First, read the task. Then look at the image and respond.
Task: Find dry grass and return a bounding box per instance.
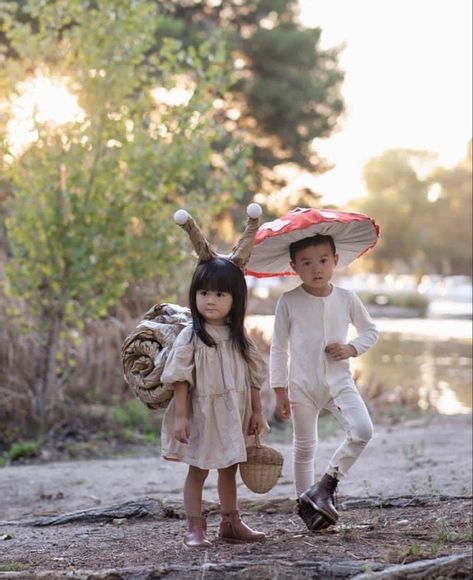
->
[0,288,438,451]
[0,291,144,447]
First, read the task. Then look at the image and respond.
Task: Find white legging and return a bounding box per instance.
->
[291,387,374,495]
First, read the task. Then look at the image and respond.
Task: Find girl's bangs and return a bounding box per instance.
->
[195,266,233,293]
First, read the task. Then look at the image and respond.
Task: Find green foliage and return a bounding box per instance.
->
[121,427,137,444]
[430,521,463,555]
[155,0,345,197]
[424,147,473,275]
[1,0,247,321]
[0,563,29,573]
[7,440,38,461]
[0,0,249,424]
[142,431,160,445]
[357,149,433,273]
[404,543,421,558]
[110,399,160,435]
[356,146,472,275]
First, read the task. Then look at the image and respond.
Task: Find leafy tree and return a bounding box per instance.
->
[355,146,472,276]
[425,143,472,275]
[159,0,345,198]
[0,0,248,428]
[355,149,434,274]
[2,0,345,240]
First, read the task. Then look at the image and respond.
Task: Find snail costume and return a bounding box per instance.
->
[160,203,268,471]
[160,203,270,546]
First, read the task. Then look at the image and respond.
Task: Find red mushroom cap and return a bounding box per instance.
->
[245,208,380,278]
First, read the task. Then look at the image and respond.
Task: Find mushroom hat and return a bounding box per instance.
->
[245,207,380,277]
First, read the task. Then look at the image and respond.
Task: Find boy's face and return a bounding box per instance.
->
[290,242,338,295]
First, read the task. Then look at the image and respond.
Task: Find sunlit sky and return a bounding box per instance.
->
[298,0,472,207]
[5,1,471,208]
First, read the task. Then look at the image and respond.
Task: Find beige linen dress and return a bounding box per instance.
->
[160,323,267,470]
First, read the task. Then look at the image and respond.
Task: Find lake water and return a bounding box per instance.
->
[247,315,472,415]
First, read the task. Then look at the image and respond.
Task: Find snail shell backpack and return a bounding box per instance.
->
[121,303,191,409]
[121,202,264,409]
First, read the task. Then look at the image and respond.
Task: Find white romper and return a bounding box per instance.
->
[270,285,378,400]
[270,284,379,492]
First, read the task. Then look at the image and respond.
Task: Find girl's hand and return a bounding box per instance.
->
[174,417,190,444]
[274,388,291,421]
[248,411,264,435]
[325,343,357,361]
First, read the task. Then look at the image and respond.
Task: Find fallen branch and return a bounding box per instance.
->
[340,494,472,510]
[0,558,384,579]
[352,552,472,579]
[2,554,469,580]
[0,494,470,527]
[0,498,183,527]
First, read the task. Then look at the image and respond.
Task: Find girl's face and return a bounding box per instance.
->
[196,289,233,325]
[290,242,338,296]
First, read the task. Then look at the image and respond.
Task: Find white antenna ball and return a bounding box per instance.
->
[174,209,190,225]
[247,203,262,219]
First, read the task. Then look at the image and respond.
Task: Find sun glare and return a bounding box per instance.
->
[6,74,84,157]
[151,86,194,107]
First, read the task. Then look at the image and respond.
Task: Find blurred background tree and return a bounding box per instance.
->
[355,149,433,274]
[0,0,346,248]
[156,0,345,197]
[354,144,472,276]
[424,142,472,276]
[0,0,248,429]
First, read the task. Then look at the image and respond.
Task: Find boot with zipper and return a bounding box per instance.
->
[219,510,265,543]
[297,473,339,530]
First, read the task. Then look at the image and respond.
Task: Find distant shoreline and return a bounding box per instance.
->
[247,314,472,342]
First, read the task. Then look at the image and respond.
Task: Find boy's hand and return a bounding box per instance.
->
[325,343,357,361]
[274,388,291,421]
[248,411,265,435]
[174,416,190,444]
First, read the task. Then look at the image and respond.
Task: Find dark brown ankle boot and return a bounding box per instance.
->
[183,516,212,548]
[297,474,339,530]
[219,510,266,543]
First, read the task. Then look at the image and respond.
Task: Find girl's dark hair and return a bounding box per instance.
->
[189,257,250,361]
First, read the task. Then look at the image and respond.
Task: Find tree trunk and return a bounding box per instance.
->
[34,312,63,428]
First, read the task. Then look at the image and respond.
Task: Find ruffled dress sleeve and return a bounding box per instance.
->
[246,338,268,389]
[161,325,196,389]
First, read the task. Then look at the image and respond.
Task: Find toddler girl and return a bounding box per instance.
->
[161,205,267,547]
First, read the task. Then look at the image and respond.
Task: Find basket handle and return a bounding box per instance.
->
[254,431,262,448]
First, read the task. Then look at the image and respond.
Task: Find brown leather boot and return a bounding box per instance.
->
[219,510,266,543]
[297,499,332,531]
[183,516,212,548]
[297,473,339,530]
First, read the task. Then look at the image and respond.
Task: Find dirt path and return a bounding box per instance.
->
[0,414,471,578]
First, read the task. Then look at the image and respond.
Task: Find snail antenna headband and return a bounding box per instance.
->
[174,203,262,269]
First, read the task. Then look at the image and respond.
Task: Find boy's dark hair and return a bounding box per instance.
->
[189,257,250,361]
[289,234,337,262]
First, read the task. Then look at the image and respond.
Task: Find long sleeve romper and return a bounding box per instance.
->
[270,284,379,492]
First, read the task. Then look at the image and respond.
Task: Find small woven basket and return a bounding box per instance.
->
[239,434,284,494]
